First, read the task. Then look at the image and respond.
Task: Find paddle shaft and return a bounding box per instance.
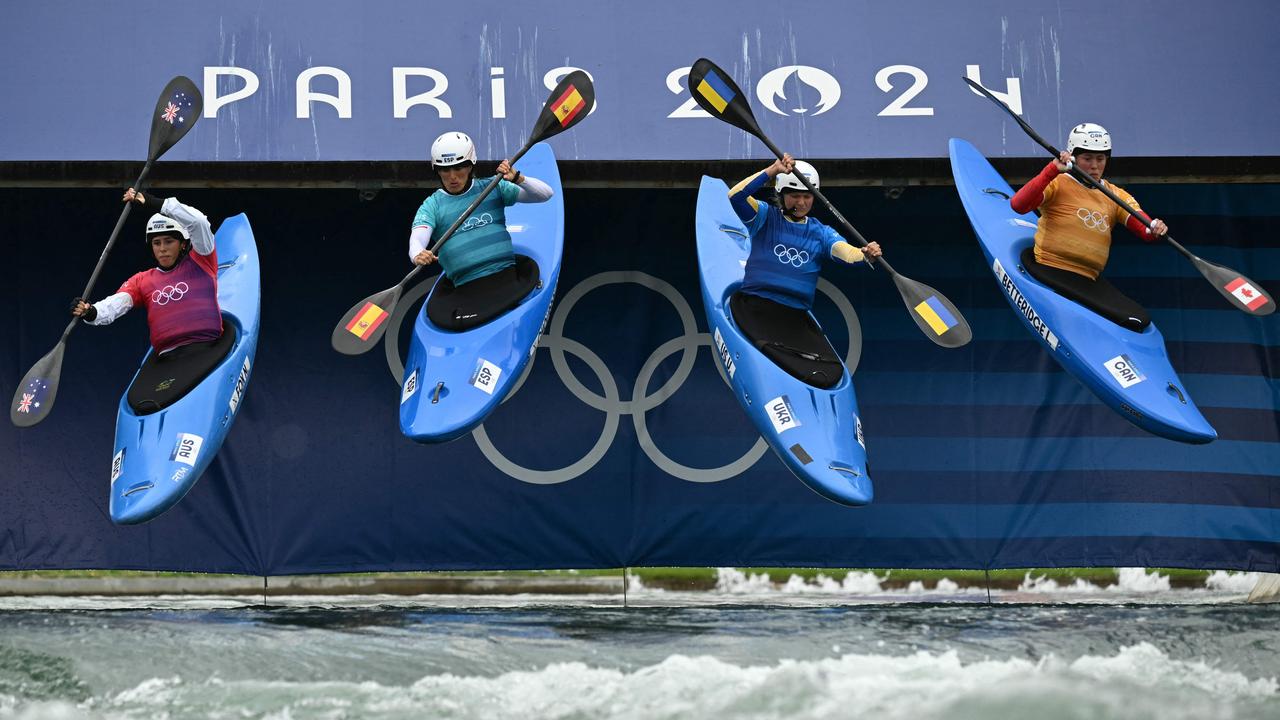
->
[63,159,154,341]
[753,134,897,274]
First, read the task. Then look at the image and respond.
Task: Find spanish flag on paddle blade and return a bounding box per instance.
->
[552,85,587,127]
[696,70,736,113]
[346,301,389,340]
[914,295,958,336]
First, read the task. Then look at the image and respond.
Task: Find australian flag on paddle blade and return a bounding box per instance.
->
[161,90,194,126]
[15,377,50,415]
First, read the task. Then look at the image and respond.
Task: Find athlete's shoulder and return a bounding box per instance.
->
[190,248,219,276]
[117,268,154,298]
[413,193,441,226]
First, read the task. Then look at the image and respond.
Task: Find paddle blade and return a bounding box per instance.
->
[332,286,401,355]
[148,76,202,161]
[10,342,65,427]
[688,58,765,140]
[891,274,973,348]
[1189,254,1275,316]
[531,71,596,144]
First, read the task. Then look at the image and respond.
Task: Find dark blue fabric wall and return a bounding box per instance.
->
[2,181,1277,574]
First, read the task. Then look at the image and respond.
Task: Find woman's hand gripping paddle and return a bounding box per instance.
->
[687,58,973,348]
[331,71,596,355]
[10,77,203,428]
[964,76,1274,317]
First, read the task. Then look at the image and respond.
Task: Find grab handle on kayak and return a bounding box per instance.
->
[985,188,1041,217]
[121,482,154,497]
[432,382,445,405]
[1167,383,1186,404]
[829,464,862,478]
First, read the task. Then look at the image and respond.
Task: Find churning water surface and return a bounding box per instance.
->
[1,570,1278,720]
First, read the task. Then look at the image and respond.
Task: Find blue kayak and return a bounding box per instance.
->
[400,142,563,442]
[110,213,261,524]
[695,176,873,506]
[948,138,1215,443]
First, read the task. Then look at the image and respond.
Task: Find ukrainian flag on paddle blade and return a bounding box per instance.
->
[914,295,958,336]
[552,85,587,127]
[346,301,389,340]
[696,70,736,113]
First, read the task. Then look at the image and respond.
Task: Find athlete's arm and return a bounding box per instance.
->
[122,189,214,256]
[1010,160,1063,215]
[514,175,554,203]
[408,226,436,265]
[728,171,770,221]
[160,198,215,255]
[729,155,794,222]
[830,236,883,265]
[831,241,866,264]
[1123,208,1167,242]
[76,292,133,325]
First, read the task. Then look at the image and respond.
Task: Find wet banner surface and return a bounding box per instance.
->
[2,0,1278,161]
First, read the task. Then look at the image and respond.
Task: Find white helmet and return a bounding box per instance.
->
[775,160,819,193]
[1067,123,1112,154]
[145,213,189,241]
[430,131,477,167]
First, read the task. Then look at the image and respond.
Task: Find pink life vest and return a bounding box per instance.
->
[118,250,222,352]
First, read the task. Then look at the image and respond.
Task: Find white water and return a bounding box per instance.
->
[1,643,1274,720]
[1,570,1276,719]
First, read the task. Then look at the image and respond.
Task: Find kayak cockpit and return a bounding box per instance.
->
[125,318,238,415]
[728,291,844,390]
[1018,247,1151,333]
[426,254,540,332]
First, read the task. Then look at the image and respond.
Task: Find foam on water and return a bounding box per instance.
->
[1206,571,1262,593]
[705,567,1248,601]
[711,568,984,597]
[3,644,1273,720]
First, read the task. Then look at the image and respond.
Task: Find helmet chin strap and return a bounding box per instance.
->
[781,195,805,220]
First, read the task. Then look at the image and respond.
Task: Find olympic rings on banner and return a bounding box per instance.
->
[151,282,189,305]
[383,271,862,485]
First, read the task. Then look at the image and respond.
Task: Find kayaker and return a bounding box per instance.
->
[728,153,882,310]
[725,154,881,387]
[1009,123,1168,331]
[408,132,554,328]
[71,188,222,354]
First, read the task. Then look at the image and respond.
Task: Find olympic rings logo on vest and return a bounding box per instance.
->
[381,271,863,486]
[151,282,190,305]
[1076,207,1110,232]
[774,244,810,267]
[460,213,495,233]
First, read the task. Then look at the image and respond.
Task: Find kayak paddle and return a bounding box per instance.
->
[11,76,203,428]
[331,70,596,355]
[687,58,973,349]
[964,76,1274,317]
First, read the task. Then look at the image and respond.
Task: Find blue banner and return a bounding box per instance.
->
[2,0,1278,161]
[1,181,1277,573]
